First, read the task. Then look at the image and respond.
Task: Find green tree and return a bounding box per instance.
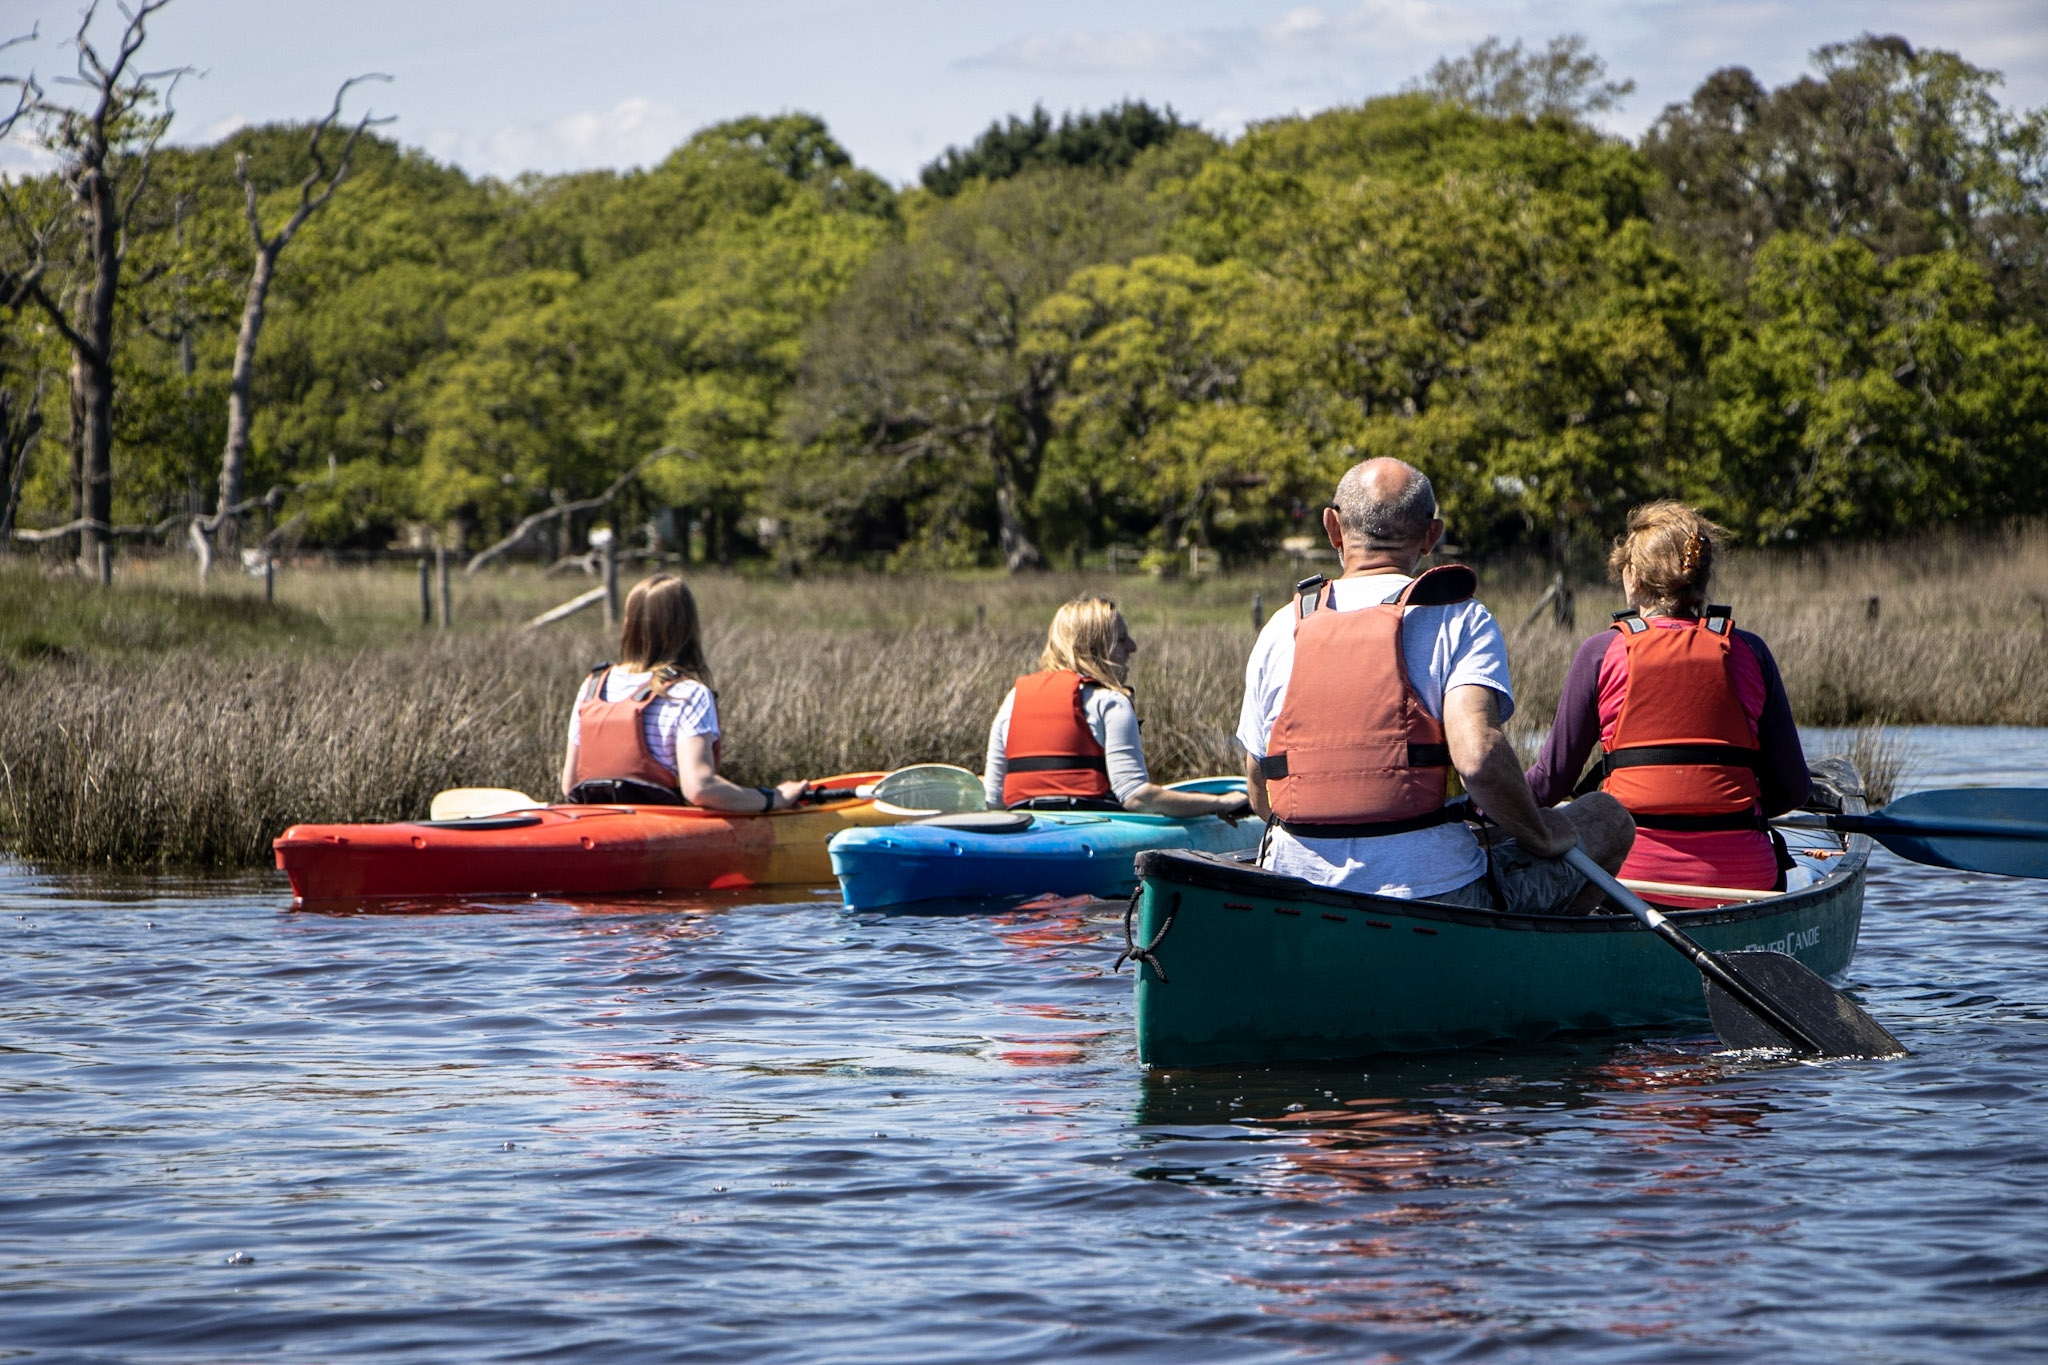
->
[1027,253,1296,559]
[920,101,1206,197]
[1644,34,2048,312]
[1170,93,1655,266]
[1697,233,2048,539]
[788,168,1161,570]
[1413,34,1637,122]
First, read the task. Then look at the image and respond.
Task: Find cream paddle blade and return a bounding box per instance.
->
[429,788,543,821]
[869,765,987,816]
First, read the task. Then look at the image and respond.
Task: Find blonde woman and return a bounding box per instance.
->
[1525,502,1808,901]
[560,574,810,812]
[983,596,1249,818]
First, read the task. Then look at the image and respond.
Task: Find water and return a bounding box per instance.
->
[3,727,2045,1363]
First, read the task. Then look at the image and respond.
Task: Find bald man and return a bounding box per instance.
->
[1237,458,1633,912]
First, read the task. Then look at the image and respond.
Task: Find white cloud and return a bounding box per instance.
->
[200,114,252,143]
[0,135,57,183]
[433,98,693,179]
[958,27,1254,77]
[954,4,1501,88]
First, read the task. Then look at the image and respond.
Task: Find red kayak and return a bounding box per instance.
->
[274,773,895,903]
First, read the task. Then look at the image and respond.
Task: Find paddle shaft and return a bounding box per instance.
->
[1776,812,2045,840]
[1563,848,1826,1054]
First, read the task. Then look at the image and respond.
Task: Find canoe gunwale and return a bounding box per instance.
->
[1131,800,1871,937]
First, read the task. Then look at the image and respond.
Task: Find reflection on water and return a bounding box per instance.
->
[0,727,2043,1362]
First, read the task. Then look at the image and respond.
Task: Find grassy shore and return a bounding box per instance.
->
[2,528,2040,869]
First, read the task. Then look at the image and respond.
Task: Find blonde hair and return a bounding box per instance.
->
[617,574,711,690]
[1039,596,1131,695]
[1607,501,1726,614]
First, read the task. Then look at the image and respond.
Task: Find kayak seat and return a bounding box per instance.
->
[412,814,546,831]
[913,811,1036,834]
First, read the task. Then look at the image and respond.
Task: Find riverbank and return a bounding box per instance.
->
[2,528,2040,868]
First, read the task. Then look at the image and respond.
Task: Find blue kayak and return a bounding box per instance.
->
[828,777,1264,910]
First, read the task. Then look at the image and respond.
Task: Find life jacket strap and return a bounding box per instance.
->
[1631,809,1765,833]
[1611,609,1649,634]
[1294,574,1328,619]
[1006,754,1110,774]
[1260,742,1449,780]
[566,778,688,807]
[1600,743,1764,775]
[1007,794,1125,812]
[1276,800,1465,840]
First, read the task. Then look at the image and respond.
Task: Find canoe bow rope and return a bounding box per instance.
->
[1114,889,1179,984]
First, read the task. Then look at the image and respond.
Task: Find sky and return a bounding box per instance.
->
[4,1,2047,185]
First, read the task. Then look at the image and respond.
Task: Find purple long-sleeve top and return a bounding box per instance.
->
[1525,625,1810,816]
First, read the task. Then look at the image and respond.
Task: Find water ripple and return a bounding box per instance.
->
[1,728,2045,1361]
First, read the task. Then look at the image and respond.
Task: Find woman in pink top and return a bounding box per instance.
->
[1525,503,1808,903]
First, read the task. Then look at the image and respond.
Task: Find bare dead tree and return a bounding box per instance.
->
[0,2,188,574]
[465,447,696,574]
[0,372,42,542]
[198,73,391,579]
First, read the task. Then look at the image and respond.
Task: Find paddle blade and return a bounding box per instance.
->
[1867,788,2048,879]
[870,764,987,816]
[1704,950,1905,1059]
[429,788,542,821]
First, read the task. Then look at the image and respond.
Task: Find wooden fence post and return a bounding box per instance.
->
[264,555,274,606]
[436,548,451,630]
[418,558,431,628]
[602,534,619,629]
[1252,591,1263,630]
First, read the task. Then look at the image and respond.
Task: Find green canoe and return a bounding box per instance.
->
[1125,788,1873,1067]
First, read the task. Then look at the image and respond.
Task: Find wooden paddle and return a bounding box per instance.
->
[1776,787,2048,879]
[1563,847,1904,1059]
[427,764,988,822]
[429,788,540,820]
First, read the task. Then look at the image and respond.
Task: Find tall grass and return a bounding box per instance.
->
[5,525,2042,869]
[0,618,1249,869]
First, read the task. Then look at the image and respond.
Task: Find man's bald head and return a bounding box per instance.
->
[1333,458,1438,549]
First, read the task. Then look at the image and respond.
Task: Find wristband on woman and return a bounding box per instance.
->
[757,786,776,813]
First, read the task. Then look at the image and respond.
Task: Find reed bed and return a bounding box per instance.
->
[0,618,1251,869]
[3,525,2041,869]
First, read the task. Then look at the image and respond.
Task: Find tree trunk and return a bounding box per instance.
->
[67,345,86,561]
[213,243,279,566]
[76,169,122,577]
[77,353,114,575]
[0,390,40,543]
[990,450,1045,572]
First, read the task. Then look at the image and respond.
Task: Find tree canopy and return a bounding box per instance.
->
[3,34,2044,573]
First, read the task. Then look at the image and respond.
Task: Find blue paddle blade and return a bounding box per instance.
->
[1864,788,2048,879]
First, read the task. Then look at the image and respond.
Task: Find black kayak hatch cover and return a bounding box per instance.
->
[912,811,1036,834]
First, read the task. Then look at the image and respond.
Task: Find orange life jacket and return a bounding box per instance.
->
[1002,670,1113,806]
[568,664,687,801]
[1598,608,1764,831]
[1260,565,1475,837]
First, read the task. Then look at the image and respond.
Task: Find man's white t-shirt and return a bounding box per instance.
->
[1236,572,1514,898]
[566,669,720,777]
[983,685,1149,808]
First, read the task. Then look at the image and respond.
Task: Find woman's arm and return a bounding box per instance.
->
[1095,692,1248,818]
[1121,783,1251,818]
[560,742,580,799]
[981,691,1013,810]
[1745,633,1810,816]
[673,733,807,812]
[1524,633,1611,805]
